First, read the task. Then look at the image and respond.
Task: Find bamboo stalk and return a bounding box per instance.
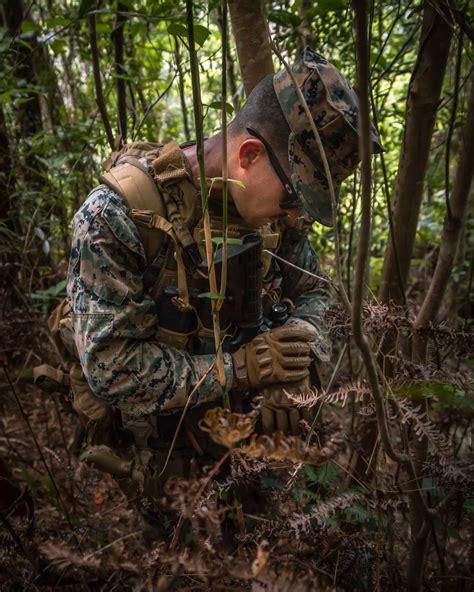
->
[185,0,226,386]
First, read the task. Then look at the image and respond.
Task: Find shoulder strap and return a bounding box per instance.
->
[100,160,167,265]
[100,160,191,309]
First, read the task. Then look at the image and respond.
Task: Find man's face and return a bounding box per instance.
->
[229,137,302,227]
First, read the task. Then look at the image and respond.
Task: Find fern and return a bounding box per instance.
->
[303,462,339,488]
[398,399,452,457]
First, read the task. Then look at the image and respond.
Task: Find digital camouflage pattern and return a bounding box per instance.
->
[67,171,332,418]
[67,185,234,418]
[274,47,383,226]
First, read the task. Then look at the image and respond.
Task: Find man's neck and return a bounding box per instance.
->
[181,134,224,197]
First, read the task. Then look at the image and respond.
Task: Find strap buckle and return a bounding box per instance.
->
[130,209,154,228]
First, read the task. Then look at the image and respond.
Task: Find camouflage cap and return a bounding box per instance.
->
[274,47,383,226]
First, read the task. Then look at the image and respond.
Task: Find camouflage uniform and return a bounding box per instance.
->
[274,47,382,226]
[67,183,332,419]
[66,47,381,424]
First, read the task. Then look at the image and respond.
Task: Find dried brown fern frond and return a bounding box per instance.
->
[321,379,371,407]
[392,360,473,393]
[291,492,362,534]
[325,302,410,340]
[199,407,257,448]
[283,387,320,408]
[397,399,452,457]
[40,541,101,571]
[240,431,344,465]
[423,455,474,491]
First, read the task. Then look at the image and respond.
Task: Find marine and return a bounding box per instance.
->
[39,48,382,506]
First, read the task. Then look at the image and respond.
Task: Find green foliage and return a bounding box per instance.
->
[30,279,67,316]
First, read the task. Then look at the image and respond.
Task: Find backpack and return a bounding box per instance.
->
[33,142,202,439]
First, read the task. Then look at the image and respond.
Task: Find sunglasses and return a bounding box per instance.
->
[246,126,302,210]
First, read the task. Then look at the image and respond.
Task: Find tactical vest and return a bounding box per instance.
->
[34,141,283,491]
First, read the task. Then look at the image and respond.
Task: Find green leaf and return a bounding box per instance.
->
[211,237,243,246]
[433,517,463,541]
[40,473,56,496]
[391,380,468,408]
[198,291,225,300]
[267,9,301,28]
[167,23,187,37]
[46,16,72,27]
[463,499,474,512]
[208,100,234,115]
[194,24,210,47]
[21,20,39,34]
[78,0,95,18]
[20,465,38,495]
[228,178,246,189]
[314,0,346,12]
[208,0,221,11]
[50,39,68,54]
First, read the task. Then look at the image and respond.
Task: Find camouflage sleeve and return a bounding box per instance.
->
[67,186,233,418]
[277,224,332,361]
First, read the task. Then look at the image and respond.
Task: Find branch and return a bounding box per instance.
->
[351,0,408,465]
[112,2,128,143]
[88,11,115,150]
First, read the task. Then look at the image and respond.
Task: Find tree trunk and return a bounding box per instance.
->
[1,0,43,140]
[298,0,315,50]
[0,106,16,226]
[216,6,240,113]
[413,80,474,360]
[228,0,274,96]
[174,37,191,142]
[379,4,453,304]
[112,3,128,142]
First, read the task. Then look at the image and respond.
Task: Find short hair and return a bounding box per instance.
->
[229,74,290,163]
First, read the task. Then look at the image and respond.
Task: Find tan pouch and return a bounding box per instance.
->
[70,363,110,424]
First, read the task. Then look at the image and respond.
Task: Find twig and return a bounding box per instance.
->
[158,360,217,477]
[170,449,231,552]
[263,249,337,287]
[83,529,143,561]
[2,363,79,540]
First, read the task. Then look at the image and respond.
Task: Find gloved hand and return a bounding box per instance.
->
[232,325,313,390]
[261,375,316,435]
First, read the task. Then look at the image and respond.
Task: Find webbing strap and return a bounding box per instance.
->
[130,209,191,310]
[33,364,70,394]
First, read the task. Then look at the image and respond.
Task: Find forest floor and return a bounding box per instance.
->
[1,295,473,591]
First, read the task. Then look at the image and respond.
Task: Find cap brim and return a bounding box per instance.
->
[288,133,341,227]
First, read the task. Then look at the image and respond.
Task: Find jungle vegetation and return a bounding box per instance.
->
[0,0,473,590]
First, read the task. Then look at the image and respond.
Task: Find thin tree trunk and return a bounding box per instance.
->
[379,4,453,304]
[174,37,191,142]
[112,3,128,142]
[298,0,315,50]
[0,106,16,226]
[216,6,240,113]
[228,0,274,96]
[413,80,474,361]
[88,11,115,149]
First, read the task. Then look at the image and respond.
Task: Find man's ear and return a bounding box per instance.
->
[238,139,266,170]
